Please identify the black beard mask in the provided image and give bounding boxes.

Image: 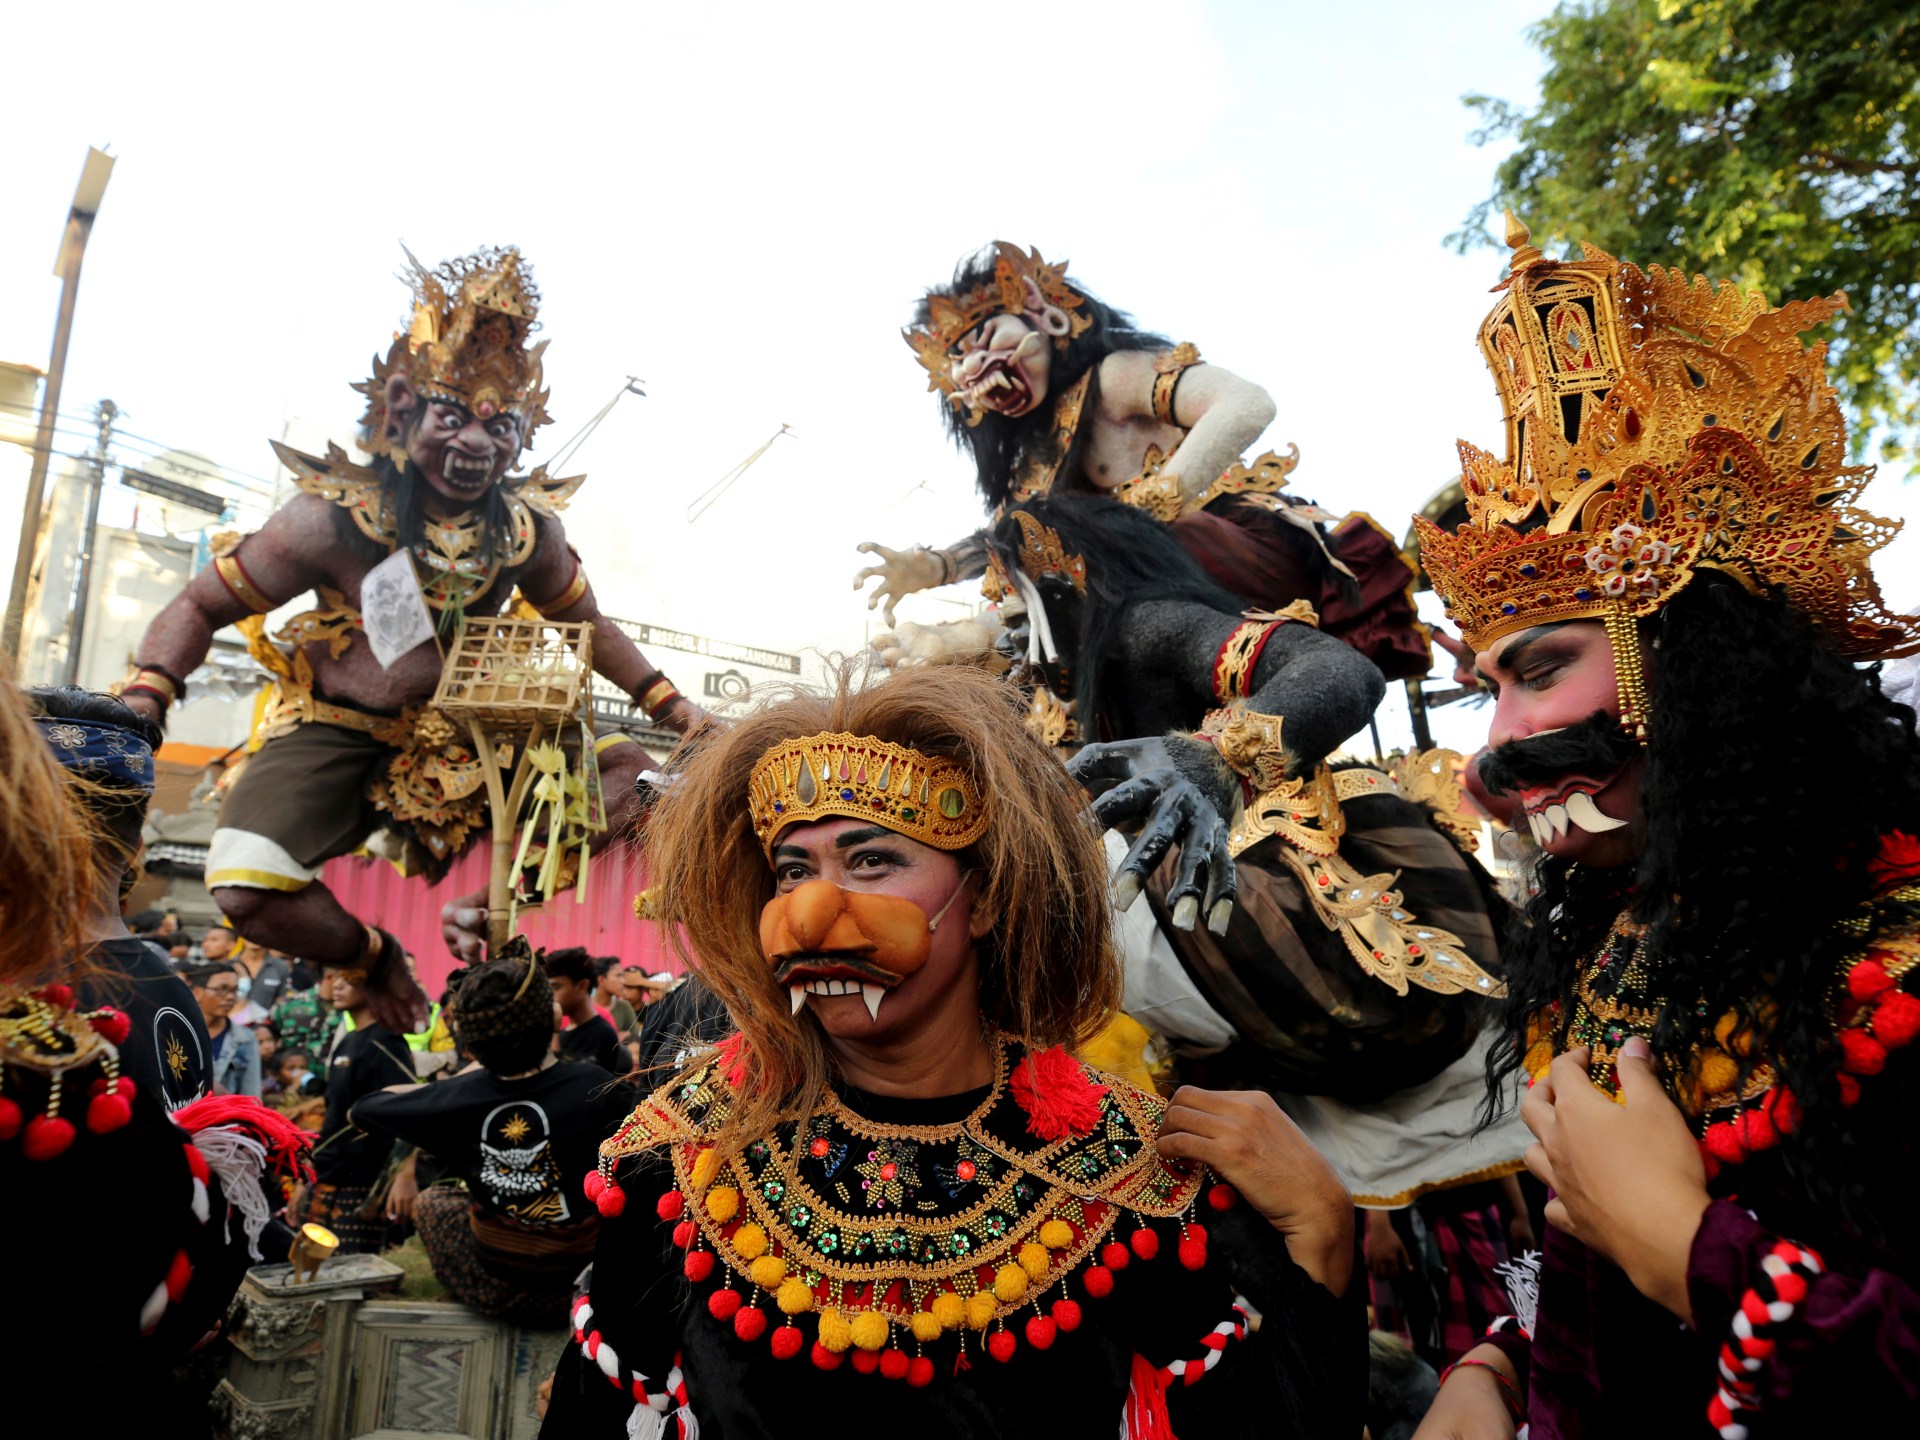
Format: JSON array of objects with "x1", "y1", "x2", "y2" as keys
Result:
[{"x1": 1477, "y1": 710, "x2": 1641, "y2": 797}]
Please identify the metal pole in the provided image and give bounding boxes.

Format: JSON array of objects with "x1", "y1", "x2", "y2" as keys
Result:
[
  {"x1": 63, "y1": 398, "x2": 116, "y2": 686},
  {"x1": 1406, "y1": 676, "x2": 1434, "y2": 752}
]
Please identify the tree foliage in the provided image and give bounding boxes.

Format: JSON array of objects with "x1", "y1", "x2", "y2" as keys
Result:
[{"x1": 1456, "y1": 1, "x2": 1920, "y2": 463}]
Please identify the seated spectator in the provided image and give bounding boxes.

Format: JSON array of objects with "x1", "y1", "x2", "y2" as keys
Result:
[
  {"x1": 190, "y1": 961, "x2": 262, "y2": 1098},
  {"x1": 265, "y1": 1048, "x2": 313, "y2": 1109},
  {"x1": 546, "y1": 947, "x2": 631, "y2": 1073},
  {"x1": 593, "y1": 954, "x2": 636, "y2": 1038},
  {"x1": 255, "y1": 1022, "x2": 278, "y2": 1067},
  {"x1": 353, "y1": 947, "x2": 630, "y2": 1326}
]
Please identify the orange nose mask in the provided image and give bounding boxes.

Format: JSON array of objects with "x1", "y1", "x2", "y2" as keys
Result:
[{"x1": 760, "y1": 878, "x2": 967, "y2": 1020}]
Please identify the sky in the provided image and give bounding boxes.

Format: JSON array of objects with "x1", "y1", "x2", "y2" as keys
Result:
[{"x1": 6, "y1": 0, "x2": 1916, "y2": 756}]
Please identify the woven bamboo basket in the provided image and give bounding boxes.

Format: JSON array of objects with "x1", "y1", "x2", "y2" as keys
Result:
[{"x1": 430, "y1": 618, "x2": 593, "y2": 729}]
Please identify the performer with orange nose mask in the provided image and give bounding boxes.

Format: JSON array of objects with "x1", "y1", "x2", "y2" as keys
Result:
[{"x1": 542, "y1": 662, "x2": 1362, "y2": 1439}]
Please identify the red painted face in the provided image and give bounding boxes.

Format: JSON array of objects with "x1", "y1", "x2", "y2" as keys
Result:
[
  {"x1": 384, "y1": 375, "x2": 523, "y2": 507},
  {"x1": 950, "y1": 313, "x2": 1053, "y2": 419},
  {"x1": 762, "y1": 817, "x2": 983, "y2": 1039},
  {"x1": 1475, "y1": 620, "x2": 1645, "y2": 866}
]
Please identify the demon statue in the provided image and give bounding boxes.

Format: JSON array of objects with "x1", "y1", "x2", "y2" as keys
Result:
[{"x1": 120, "y1": 248, "x2": 695, "y2": 1028}]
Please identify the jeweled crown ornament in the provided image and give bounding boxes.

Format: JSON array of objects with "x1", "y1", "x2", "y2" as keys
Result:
[
  {"x1": 905, "y1": 242, "x2": 1093, "y2": 404},
  {"x1": 1416, "y1": 213, "x2": 1920, "y2": 671},
  {"x1": 747, "y1": 732, "x2": 988, "y2": 860},
  {"x1": 355, "y1": 246, "x2": 555, "y2": 445},
  {"x1": 983, "y1": 509, "x2": 1088, "y2": 601}
]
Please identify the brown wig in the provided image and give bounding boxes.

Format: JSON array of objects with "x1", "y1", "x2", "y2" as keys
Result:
[
  {"x1": 645, "y1": 659, "x2": 1120, "y2": 1159},
  {"x1": 1, "y1": 660, "x2": 96, "y2": 982}
]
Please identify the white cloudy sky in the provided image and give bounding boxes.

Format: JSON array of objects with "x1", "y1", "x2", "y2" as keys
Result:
[{"x1": 6, "y1": 0, "x2": 1916, "y2": 754}]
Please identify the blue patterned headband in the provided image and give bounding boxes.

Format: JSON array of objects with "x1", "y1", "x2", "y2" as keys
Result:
[{"x1": 34, "y1": 715, "x2": 155, "y2": 791}]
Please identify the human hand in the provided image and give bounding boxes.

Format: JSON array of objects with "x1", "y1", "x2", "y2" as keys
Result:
[
  {"x1": 1521, "y1": 1038, "x2": 1710, "y2": 1323},
  {"x1": 441, "y1": 889, "x2": 489, "y2": 964},
  {"x1": 658, "y1": 694, "x2": 708, "y2": 735},
  {"x1": 386, "y1": 1163, "x2": 420, "y2": 1224},
  {"x1": 1156, "y1": 1086, "x2": 1353, "y2": 1295},
  {"x1": 120, "y1": 690, "x2": 167, "y2": 725},
  {"x1": 1365, "y1": 1207, "x2": 1412, "y2": 1281},
  {"x1": 853, "y1": 542, "x2": 946, "y2": 627},
  {"x1": 1410, "y1": 1344, "x2": 1519, "y2": 1440},
  {"x1": 1067, "y1": 737, "x2": 1237, "y2": 931}
]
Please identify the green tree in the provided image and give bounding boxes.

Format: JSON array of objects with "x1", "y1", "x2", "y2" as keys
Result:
[{"x1": 1455, "y1": 0, "x2": 1920, "y2": 463}]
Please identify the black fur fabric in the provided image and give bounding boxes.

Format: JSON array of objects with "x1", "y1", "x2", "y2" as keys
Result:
[{"x1": 1476, "y1": 710, "x2": 1640, "y2": 796}]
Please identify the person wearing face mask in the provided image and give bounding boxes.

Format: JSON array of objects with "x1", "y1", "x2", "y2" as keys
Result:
[
  {"x1": 1409, "y1": 219, "x2": 1920, "y2": 1439},
  {"x1": 541, "y1": 663, "x2": 1361, "y2": 1439}
]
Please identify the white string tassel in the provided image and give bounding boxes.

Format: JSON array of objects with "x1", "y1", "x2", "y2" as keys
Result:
[
  {"x1": 191, "y1": 1124, "x2": 273, "y2": 1259},
  {"x1": 1495, "y1": 1249, "x2": 1542, "y2": 1337}
]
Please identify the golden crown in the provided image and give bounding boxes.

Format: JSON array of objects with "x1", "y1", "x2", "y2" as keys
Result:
[
  {"x1": 905, "y1": 242, "x2": 1093, "y2": 404},
  {"x1": 746, "y1": 731, "x2": 989, "y2": 860},
  {"x1": 1415, "y1": 215, "x2": 1920, "y2": 661},
  {"x1": 356, "y1": 246, "x2": 554, "y2": 444}
]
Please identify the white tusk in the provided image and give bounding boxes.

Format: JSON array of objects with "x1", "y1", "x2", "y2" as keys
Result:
[
  {"x1": 789, "y1": 984, "x2": 807, "y2": 1015},
  {"x1": 1547, "y1": 803, "x2": 1570, "y2": 838},
  {"x1": 1565, "y1": 790, "x2": 1629, "y2": 833},
  {"x1": 1528, "y1": 812, "x2": 1548, "y2": 845},
  {"x1": 861, "y1": 985, "x2": 885, "y2": 1022}
]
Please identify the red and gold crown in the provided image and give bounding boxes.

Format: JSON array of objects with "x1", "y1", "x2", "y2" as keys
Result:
[
  {"x1": 1416, "y1": 215, "x2": 1919, "y2": 664},
  {"x1": 356, "y1": 246, "x2": 554, "y2": 444},
  {"x1": 747, "y1": 731, "x2": 988, "y2": 861},
  {"x1": 905, "y1": 242, "x2": 1092, "y2": 407}
]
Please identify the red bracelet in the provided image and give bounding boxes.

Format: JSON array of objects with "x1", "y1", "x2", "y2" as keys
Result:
[{"x1": 1438, "y1": 1358, "x2": 1525, "y2": 1423}]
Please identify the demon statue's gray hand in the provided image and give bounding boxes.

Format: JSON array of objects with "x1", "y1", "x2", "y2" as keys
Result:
[{"x1": 1068, "y1": 736, "x2": 1239, "y2": 935}]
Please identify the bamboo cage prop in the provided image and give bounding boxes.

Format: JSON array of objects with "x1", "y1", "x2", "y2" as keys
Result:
[{"x1": 430, "y1": 617, "x2": 596, "y2": 950}]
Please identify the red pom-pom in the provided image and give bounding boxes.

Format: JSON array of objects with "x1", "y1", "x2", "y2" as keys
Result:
[
  {"x1": 771, "y1": 1324, "x2": 804, "y2": 1361},
  {"x1": 1762, "y1": 1087, "x2": 1800, "y2": 1137},
  {"x1": 37, "y1": 984, "x2": 73, "y2": 1010},
  {"x1": 987, "y1": 1329, "x2": 1017, "y2": 1363},
  {"x1": 851, "y1": 1348, "x2": 881, "y2": 1375},
  {"x1": 1206, "y1": 1183, "x2": 1237, "y2": 1211},
  {"x1": 1702, "y1": 1121, "x2": 1747, "y2": 1164},
  {"x1": 1733, "y1": 1107, "x2": 1778, "y2": 1153},
  {"x1": 672, "y1": 1219, "x2": 696, "y2": 1249},
  {"x1": 907, "y1": 1355, "x2": 935, "y2": 1388},
  {"x1": 1178, "y1": 1234, "x2": 1208, "y2": 1271},
  {"x1": 1051, "y1": 1298, "x2": 1082, "y2": 1332},
  {"x1": 1840, "y1": 1028, "x2": 1887, "y2": 1075},
  {"x1": 714, "y1": 1032, "x2": 750, "y2": 1089},
  {"x1": 583, "y1": 1171, "x2": 606, "y2": 1202},
  {"x1": 1867, "y1": 833, "x2": 1920, "y2": 892},
  {"x1": 1024, "y1": 1315, "x2": 1057, "y2": 1350},
  {"x1": 1100, "y1": 1241, "x2": 1130, "y2": 1271},
  {"x1": 0, "y1": 1096, "x2": 19, "y2": 1142},
  {"x1": 1837, "y1": 1073, "x2": 1863, "y2": 1107},
  {"x1": 1009, "y1": 1045, "x2": 1109, "y2": 1141},
  {"x1": 707, "y1": 1287, "x2": 743, "y2": 1322},
  {"x1": 595, "y1": 1183, "x2": 627, "y2": 1218},
  {"x1": 682, "y1": 1249, "x2": 715, "y2": 1283},
  {"x1": 810, "y1": 1342, "x2": 843, "y2": 1370},
  {"x1": 21, "y1": 1115, "x2": 75, "y2": 1161},
  {"x1": 1699, "y1": 1150, "x2": 1722, "y2": 1182},
  {"x1": 88, "y1": 1009, "x2": 132, "y2": 1046},
  {"x1": 655, "y1": 1188, "x2": 685, "y2": 1220},
  {"x1": 880, "y1": 1348, "x2": 910, "y2": 1380},
  {"x1": 1849, "y1": 958, "x2": 1896, "y2": 1001},
  {"x1": 86, "y1": 1092, "x2": 132, "y2": 1135},
  {"x1": 732, "y1": 1304, "x2": 767, "y2": 1342},
  {"x1": 1130, "y1": 1227, "x2": 1160, "y2": 1261},
  {"x1": 1083, "y1": 1264, "x2": 1114, "y2": 1298},
  {"x1": 1872, "y1": 990, "x2": 1920, "y2": 1048}
]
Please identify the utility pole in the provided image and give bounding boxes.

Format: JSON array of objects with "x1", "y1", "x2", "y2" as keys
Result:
[
  {"x1": 62, "y1": 398, "x2": 117, "y2": 686},
  {"x1": 3, "y1": 147, "x2": 114, "y2": 661}
]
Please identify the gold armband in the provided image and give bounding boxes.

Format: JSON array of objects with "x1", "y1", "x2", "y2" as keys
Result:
[
  {"x1": 121, "y1": 666, "x2": 180, "y2": 706},
  {"x1": 534, "y1": 559, "x2": 589, "y2": 617},
  {"x1": 640, "y1": 678, "x2": 682, "y2": 720},
  {"x1": 214, "y1": 551, "x2": 278, "y2": 614}
]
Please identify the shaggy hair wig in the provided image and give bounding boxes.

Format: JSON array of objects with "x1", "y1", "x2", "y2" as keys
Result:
[
  {"x1": 3, "y1": 666, "x2": 96, "y2": 978},
  {"x1": 644, "y1": 660, "x2": 1121, "y2": 1159}
]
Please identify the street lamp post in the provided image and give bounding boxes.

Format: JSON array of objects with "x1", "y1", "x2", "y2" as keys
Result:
[{"x1": 3, "y1": 146, "x2": 115, "y2": 662}]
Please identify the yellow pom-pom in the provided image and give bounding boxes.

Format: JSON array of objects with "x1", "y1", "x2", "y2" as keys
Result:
[
  {"x1": 910, "y1": 1310, "x2": 943, "y2": 1343},
  {"x1": 732, "y1": 1222, "x2": 768, "y2": 1260},
  {"x1": 930, "y1": 1292, "x2": 966, "y2": 1331},
  {"x1": 1019, "y1": 1242, "x2": 1050, "y2": 1280},
  {"x1": 776, "y1": 1277, "x2": 814, "y2": 1315},
  {"x1": 850, "y1": 1310, "x2": 891, "y2": 1351},
  {"x1": 817, "y1": 1308, "x2": 853, "y2": 1353},
  {"x1": 965, "y1": 1292, "x2": 997, "y2": 1330},
  {"x1": 705, "y1": 1186, "x2": 740, "y2": 1223},
  {"x1": 1038, "y1": 1219, "x2": 1074, "y2": 1250},
  {"x1": 1696, "y1": 1049, "x2": 1740, "y2": 1096},
  {"x1": 1523, "y1": 1040, "x2": 1553, "y2": 1079},
  {"x1": 748, "y1": 1255, "x2": 787, "y2": 1291},
  {"x1": 690, "y1": 1147, "x2": 721, "y2": 1190},
  {"x1": 993, "y1": 1263, "x2": 1028, "y2": 1303}
]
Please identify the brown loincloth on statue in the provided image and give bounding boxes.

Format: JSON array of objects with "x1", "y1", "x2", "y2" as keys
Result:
[{"x1": 220, "y1": 722, "x2": 395, "y2": 871}]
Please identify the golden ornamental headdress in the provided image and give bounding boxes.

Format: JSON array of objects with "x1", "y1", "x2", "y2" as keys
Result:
[
  {"x1": 905, "y1": 242, "x2": 1093, "y2": 410},
  {"x1": 1416, "y1": 215, "x2": 1920, "y2": 676},
  {"x1": 355, "y1": 246, "x2": 555, "y2": 446},
  {"x1": 747, "y1": 731, "x2": 989, "y2": 860},
  {"x1": 983, "y1": 509, "x2": 1088, "y2": 602}
]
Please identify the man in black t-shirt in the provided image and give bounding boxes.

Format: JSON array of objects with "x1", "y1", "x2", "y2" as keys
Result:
[
  {"x1": 546, "y1": 946, "x2": 632, "y2": 1074},
  {"x1": 301, "y1": 964, "x2": 416, "y2": 1253},
  {"x1": 356, "y1": 945, "x2": 629, "y2": 1324}
]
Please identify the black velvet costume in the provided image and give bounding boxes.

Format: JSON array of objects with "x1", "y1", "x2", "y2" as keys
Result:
[{"x1": 543, "y1": 1036, "x2": 1361, "y2": 1438}]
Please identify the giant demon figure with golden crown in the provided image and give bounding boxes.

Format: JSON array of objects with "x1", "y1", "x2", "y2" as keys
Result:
[
  {"x1": 855, "y1": 242, "x2": 1429, "y2": 683},
  {"x1": 120, "y1": 248, "x2": 696, "y2": 1027}
]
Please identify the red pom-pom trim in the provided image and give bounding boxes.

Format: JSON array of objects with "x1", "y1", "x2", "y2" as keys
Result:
[
  {"x1": 88, "y1": 1009, "x2": 132, "y2": 1045},
  {"x1": 21, "y1": 1115, "x2": 75, "y2": 1161},
  {"x1": 850, "y1": 1348, "x2": 881, "y2": 1375},
  {"x1": 1733, "y1": 1108, "x2": 1778, "y2": 1153},
  {"x1": 682, "y1": 1249, "x2": 715, "y2": 1283},
  {"x1": 1130, "y1": 1227, "x2": 1160, "y2": 1261},
  {"x1": 1872, "y1": 990, "x2": 1920, "y2": 1048},
  {"x1": 810, "y1": 1341, "x2": 843, "y2": 1370},
  {"x1": 1702, "y1": 1121, "x2": 1746, "y2": 1164},
  {"x1": 771, "y1": 1324, "x2": 804, "y2": 1361},
  {"x1": 1840, "y1": 1028, "x2": 1887, "y2": 1075},
  {"x1": 1051, "y1": 1297, "x2": 1082, "y2": 1332},
  {"x1": 86, "y1": 1092, "x2": 133, "y2": 1136},
  {"x1": 1024, "y1": 1315, "x2": 1057, "y2": 1350},
  {"x1": 655, "y1": 1188, "x2": 685, "y2": 1220},
  {"x1": 37, "y1": 984, "x2": 73, "y2": 1010},
  {"x1": 987, "y1": 1329, "x2": 1017, "y2": 1363},
  {"x1": 0, "y1": 1096, "x2": 22, "y2": 1141},
  {"x1": 732, "y1": 1304, "x2": 767, "y2": 1342},
  {"x1": 907, "y1": 1355, "x2": 935, "y2": 1388},
  {"x1": 672, "y1": 1219, "x2": 696, "y2": 1249},
  {"x1": 595, "y1": 1183, "x2": 627, "y2": 1218},
  {"x1": 1206, "y1": 1183, "x2": 1237, "y2": 1211},
  {"x1": 1849, "y1": 958, "x2": 1896, "y2": 1001},
  {"x1": 1837, "y1": 1073, "x2": 1863, "y2": 1107},
  {"x1": 1762, "y1": 1087, "x2": 1800, "y2": 1137},
  {"x1": 1178, "y1": 1231, "x2": 1208, "y2": 1271},
  {"x1": 1100, "y1": 1241, "x2": 1130, "y2": 1271},
  {"x1": 880, "y1": 1348, "x2": 910, "y2": 1380},
  {"x1": 707, "y1": 1287, "x2": 743, "y2": 1322},
  {"x1": 1083, "y1": 1264, "x2": 1114, "y2": 1298},
  {"x1": 583, "y1": 1171, "x2": 606, "y2": 1202},
  {"x1": 1009, "y1": 1046, "x2": 1109, "y2": 1141}
]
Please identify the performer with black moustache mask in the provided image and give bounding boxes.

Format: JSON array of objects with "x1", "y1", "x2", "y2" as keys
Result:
[{"x1": 1410, "y1": 218, "x2": 1920, "y2": 1439}]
